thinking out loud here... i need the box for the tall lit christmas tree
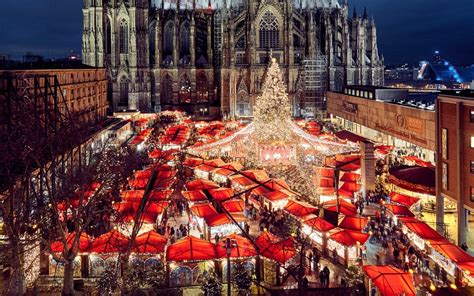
[253,58,293,142]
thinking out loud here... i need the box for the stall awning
[204,158,226,167]
[50,232,93,253]
[339,182,361,192]
[303,217,336,232]
[204,213,246,227]
[335,130,370,143]
[90,230,129,253]
[183,157,204,167]
[255,231,296,264]
[340,172,361,183]
[388,165,435,195]
[363,265,416,296]
[338,215,368,231]
[317,167,335,178]
[323,199,358,215]
[329,229,369,246]
[240,170,270,182]
[185,179,220,190]
[166,236,216,262]
[222,199,245,213]
[399,217,447,242]
[216,234,257,259]
[389,192,420,208]
[121,190,171,202]
[190,202,218,218]
[284,199,318,218]
[148,149,175,161]
[208,187,235,201]
[384,204,415,217]
[430,242,474,264]
[212,168,236,177]
[195,164,217,173]
[229,175,256,188]
[404,156,435,168]
[132,230,167,254]
[219,162,243,172]
[263,190,291,202]
[182,190,208,203]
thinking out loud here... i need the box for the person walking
[323,266,330,288]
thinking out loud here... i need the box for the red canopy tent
[319,177,334,188]
[208,187,235,201]
[339,182,361,193]
[212,167,236,177]
[384,204,415,217]
[114,201,170,223]
[121,190,171,202]
[190,202,218,218]
[50,232,93,253]
[148,149,175,161]
[335,130,369,143]
[90,230,129,253]
[183,157,204,167]
[388,165,435,195]
[404,156,435,168]
[263,190,291,202]
[240,170,270,182]
[204,213,247,227]
[430,241,474,264]
[185,179,220,190]
[284,199,318,218]
[329,229,369,246]
[216,234,257,258]
[57,182,101,211]
[340,172,361,183]
[318,167,335,178]
[195,164,218,173]
[399,217,447,243]
[303,217,336,232]
[338,216,368,231]
[204,158,226,167]
[166,236,216,262]
[219,162,243,172]
[363,265,416,296]
[230,175,256,188]
[323,199,358,215]
[222,199,245,213]
[255,231,296,264]
[389,192,420,208]
[182,190,208,203]
[132,230,167,254]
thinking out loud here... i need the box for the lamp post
[222,237,237,296]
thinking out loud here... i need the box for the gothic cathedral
[82,0,384,117]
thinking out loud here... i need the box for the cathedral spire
[352,6,357,19]
[363,7,368,19]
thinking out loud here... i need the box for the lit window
[259,11,280,49]
[470,110,474,123]
[471,187,474,202]
[471,161,474,174]
[471,136,474,148]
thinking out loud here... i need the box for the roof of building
[0,59,98,70]
[439,89,474,99]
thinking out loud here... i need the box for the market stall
[88,230,130,277]
[49,232,93,278]
[284,199,318,220]
[166,236,216,287]
[301,216,336,251]
[362,265,416,296]
[203,213,247,238]
[327,228,369,266]
[185,179,220,191]
[338,215,368,232]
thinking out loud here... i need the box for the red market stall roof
[148,149,175,161]
[329,229,369,246]
[185,179,220,190]
[284,200,318,218]
[335,130,370,143]
[132,231,167,254]
[338,215,368,231]
[240,170,269,182]
[363,265,416,296]
[404,156,435,168]
[195,164,217,173]
[318,187,336,195]
[204,213,247,227]
[340,172,361,182]
[90,230,129,253]
[339,182,361,192]
[430,241,474,264]
[183,157,204,167]
[166,236,216,262]
[121,190,171,202]
[204,158,226,167]
[50,232,93,253]
[222,199,245,213]
[399,217,447,242]
[389,192,420,207]
[457,262,474,277]
[212,167,236,177]
[229,175,256,188]
[375,145,394,155]
[304,217,336,232]
[323,199,358,215]
[318,167,335,178]
[208,187,235,201]
[255,231,297,264]
[190,202,218,218]
[216,234,257,259]
[114,201,170,223]
[388,165,435,195]
[219,162,243,172]
[384,204,415,217]
[182,190,208,203]
[339,162,361,172]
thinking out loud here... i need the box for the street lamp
[222,238,237,296]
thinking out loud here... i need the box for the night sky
[1,0,473,65]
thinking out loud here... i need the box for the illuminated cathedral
[82,0,384,117]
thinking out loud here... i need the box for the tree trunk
[62,260,75,296]
[9,244,26,296]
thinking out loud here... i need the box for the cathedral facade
[82,0,384,117]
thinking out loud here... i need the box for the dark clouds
[0,0,473,65]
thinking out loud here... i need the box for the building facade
[436,91,474,247]
[82,0,384,117]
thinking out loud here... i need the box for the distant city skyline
[0,0,473,65]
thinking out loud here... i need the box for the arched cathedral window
[196,73,209,104]
[105,17,111,55]
[119,20,129,54]
[161,75,173,105]
[178,75,192,104]
[119,78,129,106]
[164,21,174,55]
[180,22,190,55]
[258,11,280,49]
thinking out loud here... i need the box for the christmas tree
[232,262,253,296]
[253,58,293,142]
[201,271,223,296]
